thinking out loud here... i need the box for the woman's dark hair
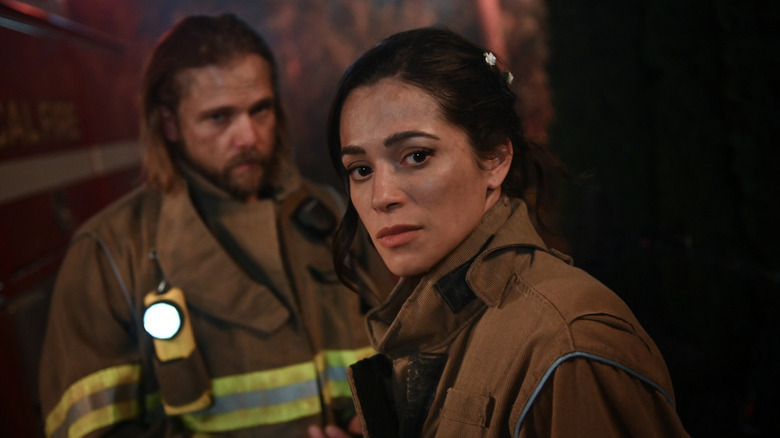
[327,27,561,291]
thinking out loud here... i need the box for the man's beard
[185,147,280,201]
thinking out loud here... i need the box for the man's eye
[208,112,228,123]
[251,103,272,116]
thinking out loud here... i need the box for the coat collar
[154,157,303,335]
[466,197,551,307]
[176,153,302,203]
[366,196,553,356]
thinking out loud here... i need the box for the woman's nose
[371,166,404,212]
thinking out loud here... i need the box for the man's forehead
[175,54,273,101]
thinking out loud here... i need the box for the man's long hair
[140,13,287,193]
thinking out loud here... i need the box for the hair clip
[484,52,497,66]
[484,52,513,85]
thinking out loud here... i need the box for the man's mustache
[225,151,269,171]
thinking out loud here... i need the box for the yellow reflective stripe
[313,353,332,405]
[46,348,377,435]
[212,360,317,394]
[67,400,139,438]
[326,380,354,399]
[180,361,321,431]
[45,364,141,437]
[321,346,376,368]
[319,346,376,401]
[177,349,375,433]
[181,395,321,431]
[316,347,375,404]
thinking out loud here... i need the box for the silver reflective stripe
[51,383,139,438]
[325,364,349,383]
[199,379,319,415]
[513,352,675,438]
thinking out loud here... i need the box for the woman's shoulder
[470,242,629,320]
[521,250,634,321]
[470,246,670,381]
[473,198,636,323]
[481,248,643,336]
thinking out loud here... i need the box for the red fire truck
[0,1,144,435]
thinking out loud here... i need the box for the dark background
[1,0,779,436]
[546,1,780,436]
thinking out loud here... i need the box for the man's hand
[307,415,363,438]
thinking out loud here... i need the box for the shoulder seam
[513,351,676,438]
[72,231,138,331]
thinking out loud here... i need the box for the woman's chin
[386,260,432,279]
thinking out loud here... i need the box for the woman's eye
[402,150,431,166]
[348,166,373,181]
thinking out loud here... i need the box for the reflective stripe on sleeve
[319,346,376,400]
[64,401,139,438]
[180,347,375,432]
[45,364,142,438]
[46,347,376,435]
[180,360,321,431]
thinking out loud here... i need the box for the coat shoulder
[72,185,161,253]
[471,247,670,387]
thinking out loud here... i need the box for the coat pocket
[438,388,494,436]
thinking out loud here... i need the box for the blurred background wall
[1,0,778,436]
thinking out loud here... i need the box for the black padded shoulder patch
[293,196,337,239]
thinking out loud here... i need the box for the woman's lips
[376,224,422,248]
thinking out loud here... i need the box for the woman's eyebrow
[341,131,440,157]
[384,130,439,147]
[341,145,365,157]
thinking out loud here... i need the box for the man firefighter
[39,13,392,437]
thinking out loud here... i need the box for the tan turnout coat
[40,161,392,437]
[348,196,690,438]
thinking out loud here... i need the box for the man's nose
[231,114,258,149]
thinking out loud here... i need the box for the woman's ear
[160,107,180,142]
[485,140,513,190]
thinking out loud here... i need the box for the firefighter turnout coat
[347,196,690,437]
[40,159,391,437]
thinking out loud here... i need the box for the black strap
[349,354,399,438]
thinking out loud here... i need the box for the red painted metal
[1,0,142,299]
[0,2,144,435]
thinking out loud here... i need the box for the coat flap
[348,354,399,438]
[156,188,291,335]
